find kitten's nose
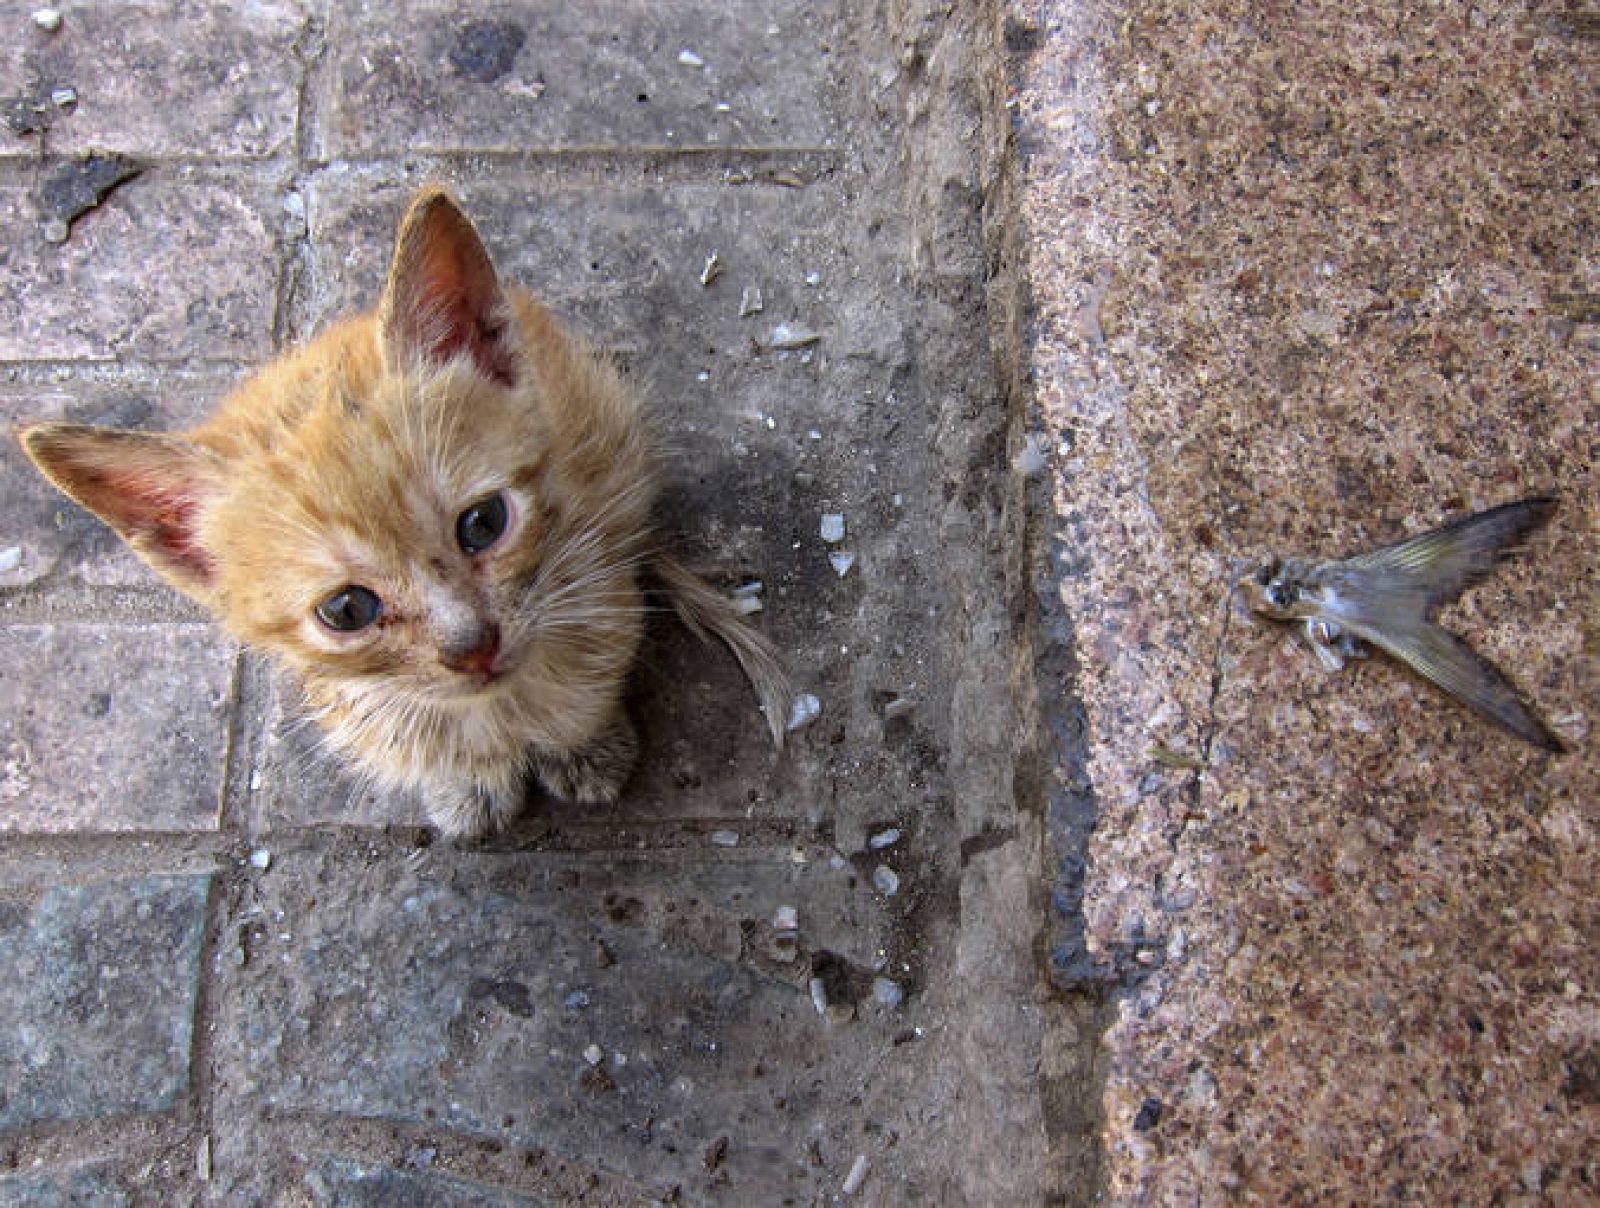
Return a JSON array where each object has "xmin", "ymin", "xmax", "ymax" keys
[{"xmin": 440, "ymin": 622, "xmax": 501, "ymax": 678}]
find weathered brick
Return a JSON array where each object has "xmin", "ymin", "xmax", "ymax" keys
[
  {"xmin": 0, "ymin": 625, "xmax": 235, "ymax": 833},
  {"xmin": 0, "ymin": 0, "xmax": 309, "ymax": 160},
  {"xmin": 0, "ymin": 874, "xmax": 211, "ymax": 1128},
  {"xmin": 217, "ymin": 847, "xmax": 887, "ymax": 1200},
  {"xmin": 306, "ymin": 1158, "xmax": 551, "ymax": 1208},
  {"xmin": 0, "ymin": 175, "xmax": 281, "ymax": 362},
  {"xmin": 310, "ymin": 0, "xmax": 847, "ymax": 158}
]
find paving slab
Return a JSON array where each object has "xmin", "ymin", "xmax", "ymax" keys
[
  {"xmin": 0, "ymin": 175, "xmax": 281, "ymax": 363},
  {"xmin": 0, "ymin": 873, "xmax": 211, "ymax": 1128},
  {"xmin": 212, "ymin": 843, "xmax": 914, "ymax": 1203},
  {"xmin": 0, "ymin": 0, "xmax": 309, "ymax": 161},
  {"xmin": 0, "ymin": 625, "xmax": 234, "ymax": 833},
  {"xmin": 1009, "ymin": 0, "xmax": 1598, "ymax": 1200},
  {"xmin": 309, "ymin": 0, "xmax": 850, "ymax": 159}
]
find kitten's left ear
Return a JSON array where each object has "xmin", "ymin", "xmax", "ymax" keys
[{"xmin": 378, "ymin": 188, "xmax": 520, "ymax": 387}]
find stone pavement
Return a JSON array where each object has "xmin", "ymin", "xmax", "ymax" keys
[
  {"xmin": 3, "ymin": 1, "xmax": 1596, "ymax": 1205},
  {"xmin": 1008, "ymin": 0, "xmax": 1598, "ymax": 1201},
  {"xmin": 1, "ymin": 2, "xmax": 1063, "ymax": 1204}
]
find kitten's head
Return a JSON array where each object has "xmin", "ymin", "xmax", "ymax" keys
[{"xmin": 20, "ymin": 190, "xmax": 651, "ymax": 712}]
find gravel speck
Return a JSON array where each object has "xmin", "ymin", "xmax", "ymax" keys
[
  {"xmin": 872, "ymin": 977, "xmax": 904, "ymax": 1007},
  {"xmin": 787, "ymin": 693, "xmax": 821, "ymax": 732}
]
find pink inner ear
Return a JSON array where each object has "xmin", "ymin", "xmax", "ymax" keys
[
  {"xmin": 83, "ymin": 464, "xmax": 216, "ymax": 584},
  {"xmin": 387, "ymin": 197, "xmax": 520, "ymax": 388},
  {"xmin": 417, "ymin": 280, "xmax": 519, "ymax": 388}
]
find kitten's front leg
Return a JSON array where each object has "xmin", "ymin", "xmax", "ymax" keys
[
  {"xmin": 530, "ymin": 710, "xmax": 638, "ymax": 804},
  {"xmin": 422, "ymin": 777, "xmax": 523, "ymax": 840}
]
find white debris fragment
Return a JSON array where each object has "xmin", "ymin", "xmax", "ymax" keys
[
  {"xmin": 768, "ymin": 322, "xmax": 820, "ymax": 350},
  {"xmin": 786, "ymin": 693, "xmax": 821, "ymax": 732},
  {"xmin": 871, "ymin": 977, "xmax": 904, "ymax": 1007},
  {"xmin": 732, "ymin": 595, "xmax": 762, "ymax": 615},
  {"xmin": 804, "ymin": 270, "xmax": 822, "ymax": 286},
  {"xmin": 808, "ymin": 977, "xmax": 829, "ymax": 1016},
  {"xmin": 699, "ymin": 251, "xmax": 722, "ymax": 286},
  {"xmin": 1012, "ymin": 433, "xmax": 1048, "ymax": 475},
  {"xmin": 50, "ymin": 86, "xmax": 76, "ymax": 108},
  {"xmin": 677, "ymin": 48, "xmax": 705, "ymax": 68},
  {"xmin": 731, "ymin": 581, "xmax": 764, "ymax": 598},
  {"xmin": 196, "ymin": 1133, "xmax": 212, "ymax": 1182},
  {"xmin": 882, "ymin": 696, "xmax": 914, "ymax": 722},
  {"xmin": 819, "ymin": 513, "xmax": 846, "ymax": 543},
  {"xmin": 842, "ymin": 1154, "xmax": 870, "ymax": 1196},
  {"xmin": 31, "ymin": 8, "xmax": 61, "ymax": 32},
  {"xmin": 807, "ymin": 428, "xmax": 823, "ymax": 441},
  {"xmin": 829, "ymin": 551, "xmax": 856, "ymax": 577},
  {"xmin": 773, "ymin": 905, "xmax": 799, "ymax": 931},
  {"xmin": 0, "ymin": 547, "xmax": 22, "ymax": 573},
  {"xmin": 249, "ymin": 848, "xmax": 272, "ymax": 871},
  {"xmin": 709, "ymin": 829, "xmax": 740, "ymax": 848},
  {"xmin": 869, "ymin": 827, "xmax": 901, "ymax": 850},
  {"xmin": 872, "ymin": 865, "xmax": 900, "ymax": 896},
  {"xmin": 583, "ymin": 1043, "xmax": 604, "ymax": 1066},
  {"xmin": 739, "ymin": 285, "xmax": 764, "ymax": 316}
]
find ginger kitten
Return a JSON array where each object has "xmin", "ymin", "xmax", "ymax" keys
[{"xmin": 20, "ymin": 188, "xmax": 791, "ymax": 837}]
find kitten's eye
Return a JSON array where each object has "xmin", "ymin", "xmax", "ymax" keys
[
  {"xmin": 316, "ymin": 586, "xmax": 383, "ymax": 632},
  {"xmin": 456, "ymin": 493, "xmax": 509, "ymax": 555}
]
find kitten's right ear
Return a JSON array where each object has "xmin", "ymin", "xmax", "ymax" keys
[
  {"xmin": 19, "ymin": 423, "xmax": 222, "ymax": 595},
  {"xmin": 378, "ymin": 188, "xmax": 520, "ymax": 387}
]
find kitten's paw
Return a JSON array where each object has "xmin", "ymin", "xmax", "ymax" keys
[
  {"xmin": 423, "ymin": 783, "xmax": 521, "ymax": 840},
  {"xmin": 531, "ymin": 713, "xmax": 638, "ymax": 804}
]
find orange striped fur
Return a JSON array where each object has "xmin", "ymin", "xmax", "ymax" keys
[{"xmin": 21, "ymin": 189, "xmax": 789, "ymax": 836}]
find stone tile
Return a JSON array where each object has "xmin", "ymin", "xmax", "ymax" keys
[
  {"xmin": 0, "ymin": 874, "xmax": 211, "ymax": 1128},
  {"xmin": 0, "ymin": 1168, "xmax": 131, "ymax": 1206},
  {"xmin": 0, "ymin": 173, "xmax": 281, "ymax": 362},
  {"xmin": 306, "ymin": 1158, "xmax": 551, "ymax": 1208},
  {"xmin": 1013, "ymin": 0, "xmax": 1599, "ymax": 1200},
  {"xmin": 0, "ymin": 0, "xmax": 309, "ymax": 159},
  {"xmin": 216, "ymin": 846, "xmax": 902, "ymax": 1202},
  {"xmin": 0, "ymin": 368, "xmax": 242, "ymax": 590},
  {"xmin": 310, "ymin": 0, "xmax": 847, "ymax": 158},
  {"xmin": 0, "ymin": 625, "xmax": 235, "ymax": 833}
]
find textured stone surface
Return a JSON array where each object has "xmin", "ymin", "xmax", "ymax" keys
[
  {"xmin": 1010, "ymin": 0, "xmax": 1598, "ymax": 1200},
  {"xmin": 2, "ymin": 3, "xmax": 1052, "ymax": 1202},
  {"xmin": 0, "ymin": 176, "xmax": 280, "ymax": 363},
  {"xmin": 307, "ymin": 1158, "xmax": 551, "ymax": 1208},
  {"xmin": 0, "ymin": 0, "xmax": 309, "ymax": 159},
  {"xmin": 0, "ymin": 874, "xmax": 210, "ymax": 1128},
  {"xmin": 310, "ymin": 0, "xmax": 849, "ymax": 157},
  {"xmin": 213, "ymin": 845, "xmax": 910, "ymax": 1203},
  {"xmin": 0, "ymin": 625, "xmax": 234, "ymax": 833}
]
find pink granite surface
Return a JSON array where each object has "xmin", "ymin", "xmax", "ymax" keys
[{"xmin": 1011, "ymin": 0, "xmax": 1597, "ymax": 1199}]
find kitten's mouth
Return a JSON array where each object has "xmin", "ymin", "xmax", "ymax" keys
[{"xmin": 442, "ymin": 655, "xmax": 518, "ymax": 696}]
